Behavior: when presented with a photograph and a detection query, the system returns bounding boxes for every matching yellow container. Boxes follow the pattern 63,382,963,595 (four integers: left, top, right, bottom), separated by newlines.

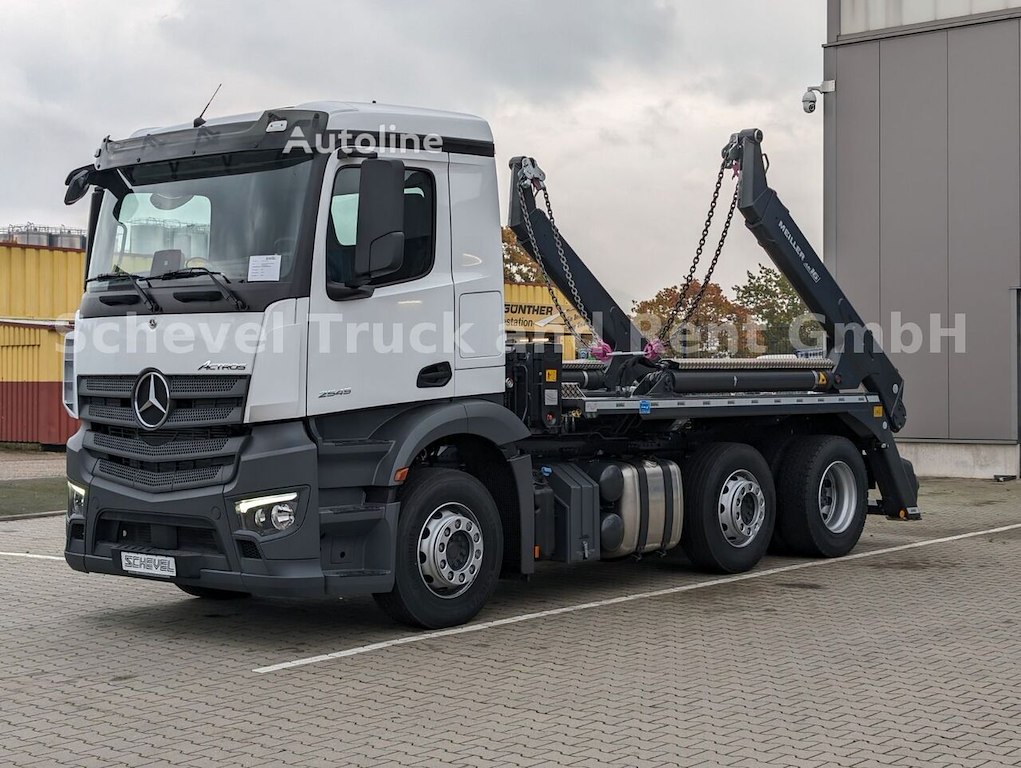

0,244,83,444
0,244,85,321
504,282,592,359
0,323,67,381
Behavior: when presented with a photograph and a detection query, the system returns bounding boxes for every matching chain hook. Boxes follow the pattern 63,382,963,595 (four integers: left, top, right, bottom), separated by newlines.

518,157,546,192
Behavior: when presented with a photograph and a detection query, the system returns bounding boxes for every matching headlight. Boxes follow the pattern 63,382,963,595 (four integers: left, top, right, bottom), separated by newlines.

234,492,299,535
67,480,87,518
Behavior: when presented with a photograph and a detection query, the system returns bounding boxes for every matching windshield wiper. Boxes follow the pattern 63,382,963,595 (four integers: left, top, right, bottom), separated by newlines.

86,271,161,313
150,267,248,311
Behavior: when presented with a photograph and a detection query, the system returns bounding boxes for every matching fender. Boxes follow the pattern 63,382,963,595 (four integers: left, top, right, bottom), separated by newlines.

311,398,534,575
369,399,536,576
310,398,530,490
368,399,530,487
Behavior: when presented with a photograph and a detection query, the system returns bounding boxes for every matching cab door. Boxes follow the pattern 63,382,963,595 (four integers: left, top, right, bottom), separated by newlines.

306,149,453,415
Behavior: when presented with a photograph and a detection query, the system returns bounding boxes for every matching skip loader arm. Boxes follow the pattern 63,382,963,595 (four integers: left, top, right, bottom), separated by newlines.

724,129,918,519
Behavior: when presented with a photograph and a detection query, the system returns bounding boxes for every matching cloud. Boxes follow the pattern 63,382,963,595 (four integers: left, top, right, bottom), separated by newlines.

1,0,825,306
156,0,680,107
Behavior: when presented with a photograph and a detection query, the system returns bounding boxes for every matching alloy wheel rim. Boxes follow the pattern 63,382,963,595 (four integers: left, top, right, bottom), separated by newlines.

418,503,484,599
818,460,857,534
718,469,766,548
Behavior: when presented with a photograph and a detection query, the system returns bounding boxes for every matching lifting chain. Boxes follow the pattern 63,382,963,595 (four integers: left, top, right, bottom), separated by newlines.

515,162,603,350
658,161,739,344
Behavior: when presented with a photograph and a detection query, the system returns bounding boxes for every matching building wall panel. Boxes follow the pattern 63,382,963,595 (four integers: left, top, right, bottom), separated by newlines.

833,42,882,325
879,30,950,439
946,19,1020,440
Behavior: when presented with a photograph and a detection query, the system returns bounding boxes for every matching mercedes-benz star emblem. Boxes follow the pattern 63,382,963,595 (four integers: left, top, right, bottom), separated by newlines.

132,371,171,430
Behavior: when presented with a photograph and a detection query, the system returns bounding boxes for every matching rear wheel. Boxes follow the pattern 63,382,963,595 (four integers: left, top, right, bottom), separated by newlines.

374,467,503,629
776,435,867,557
176,585,251,600
757,433,796,554
681,443,775,573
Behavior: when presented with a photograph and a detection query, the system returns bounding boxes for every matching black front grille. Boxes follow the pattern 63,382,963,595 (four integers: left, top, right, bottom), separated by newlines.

92,430,231,459
169,376,246,395
79,374,248,429
79,376,134,395
97,460,223,491
236,539,261,559
80,374,246,397
80,374,250,492
81,402,244,429
98,519,152,547
179,528,220,553
96,516,223,555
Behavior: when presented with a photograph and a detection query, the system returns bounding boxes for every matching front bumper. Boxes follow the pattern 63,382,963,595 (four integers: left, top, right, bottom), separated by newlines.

64,420,398,597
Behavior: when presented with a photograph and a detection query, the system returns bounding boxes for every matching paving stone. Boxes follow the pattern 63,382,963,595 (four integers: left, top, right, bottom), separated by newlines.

0,478,1019,766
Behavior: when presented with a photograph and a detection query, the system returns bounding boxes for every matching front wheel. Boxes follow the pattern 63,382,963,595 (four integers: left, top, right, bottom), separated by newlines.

374,468,503,629
681,443,776,573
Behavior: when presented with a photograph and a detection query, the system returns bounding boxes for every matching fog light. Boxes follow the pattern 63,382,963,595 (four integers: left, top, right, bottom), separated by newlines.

67,480,87,518
270,503,296,530
234,492,299,535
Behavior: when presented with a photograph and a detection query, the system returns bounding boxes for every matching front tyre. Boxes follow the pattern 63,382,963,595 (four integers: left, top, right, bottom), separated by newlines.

374,468,503,629
681,443,776,573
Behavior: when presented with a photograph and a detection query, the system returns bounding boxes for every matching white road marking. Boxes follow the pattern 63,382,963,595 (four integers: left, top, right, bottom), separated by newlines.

253,522,1021,674
0,551,64,561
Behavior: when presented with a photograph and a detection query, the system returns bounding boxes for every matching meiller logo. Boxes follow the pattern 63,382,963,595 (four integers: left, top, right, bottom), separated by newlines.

778,220,821,283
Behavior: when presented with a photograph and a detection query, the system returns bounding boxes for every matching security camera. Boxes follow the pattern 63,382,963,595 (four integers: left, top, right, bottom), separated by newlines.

801,81,834,115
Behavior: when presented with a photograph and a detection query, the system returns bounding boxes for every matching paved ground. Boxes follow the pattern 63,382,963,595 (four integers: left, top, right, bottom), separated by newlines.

0,477,66,517
0,449,66,481
0,449,67,517
1,477,1019,767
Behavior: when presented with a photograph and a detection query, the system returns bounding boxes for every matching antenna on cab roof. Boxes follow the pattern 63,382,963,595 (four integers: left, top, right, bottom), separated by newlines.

193,83,223,128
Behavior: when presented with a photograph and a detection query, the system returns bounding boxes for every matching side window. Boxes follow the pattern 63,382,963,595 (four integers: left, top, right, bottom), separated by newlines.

326,167,435,287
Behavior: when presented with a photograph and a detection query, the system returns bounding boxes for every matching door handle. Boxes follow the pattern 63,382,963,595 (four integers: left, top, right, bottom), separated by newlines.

417,362,452,388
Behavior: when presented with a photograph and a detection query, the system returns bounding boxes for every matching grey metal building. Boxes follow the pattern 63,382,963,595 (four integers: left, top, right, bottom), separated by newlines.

823,0,1021,477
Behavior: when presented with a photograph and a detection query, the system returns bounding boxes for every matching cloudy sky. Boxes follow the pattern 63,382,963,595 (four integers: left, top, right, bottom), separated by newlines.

1,0,826,306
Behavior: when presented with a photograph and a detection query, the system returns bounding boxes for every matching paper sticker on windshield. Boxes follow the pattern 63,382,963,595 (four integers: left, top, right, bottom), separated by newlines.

248,254,282,282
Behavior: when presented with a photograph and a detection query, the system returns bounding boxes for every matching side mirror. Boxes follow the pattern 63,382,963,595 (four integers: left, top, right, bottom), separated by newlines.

351,158,406,285
64,165,95,206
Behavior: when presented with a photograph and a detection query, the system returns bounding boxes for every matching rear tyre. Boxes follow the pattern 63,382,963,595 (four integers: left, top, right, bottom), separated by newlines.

374,467,503,629
756,433,796,554
776,435,867,558
681,443,776,573
176,585,251,600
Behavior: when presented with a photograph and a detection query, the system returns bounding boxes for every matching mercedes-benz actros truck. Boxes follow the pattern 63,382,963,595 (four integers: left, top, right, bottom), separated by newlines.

61,102,918,628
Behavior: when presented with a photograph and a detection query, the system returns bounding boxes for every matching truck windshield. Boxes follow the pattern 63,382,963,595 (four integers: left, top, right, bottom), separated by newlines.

88,151,313,289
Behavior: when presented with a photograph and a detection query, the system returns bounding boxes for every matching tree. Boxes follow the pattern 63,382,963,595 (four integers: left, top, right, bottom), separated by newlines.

632,281,753,357
502,227,540,283
734,265,823,353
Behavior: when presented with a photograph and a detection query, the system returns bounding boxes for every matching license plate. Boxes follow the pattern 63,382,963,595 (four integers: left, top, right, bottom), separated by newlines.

120,552,177,578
